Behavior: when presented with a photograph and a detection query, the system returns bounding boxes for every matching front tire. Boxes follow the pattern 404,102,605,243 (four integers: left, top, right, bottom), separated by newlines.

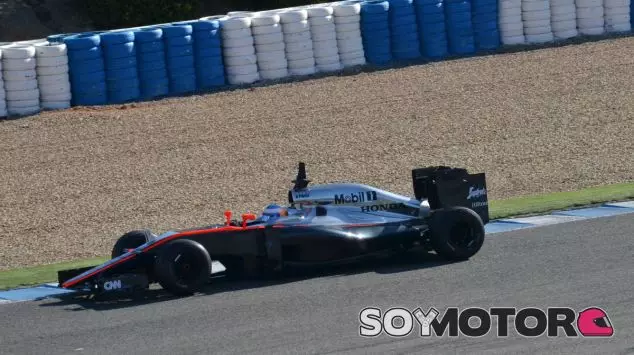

111,229,155,258
154,239,212,296
429,207,485,261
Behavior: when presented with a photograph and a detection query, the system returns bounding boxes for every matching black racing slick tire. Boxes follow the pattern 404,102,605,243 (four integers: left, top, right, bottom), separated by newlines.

429,207,485,261
154,239,212,296
111,229,155,258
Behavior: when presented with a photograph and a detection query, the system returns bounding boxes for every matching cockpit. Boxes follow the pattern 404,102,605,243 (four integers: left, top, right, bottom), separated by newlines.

258,204,305,222
223,203,309,228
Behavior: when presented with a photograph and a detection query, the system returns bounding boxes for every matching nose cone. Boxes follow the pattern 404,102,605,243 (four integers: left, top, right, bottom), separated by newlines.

577,307,614,337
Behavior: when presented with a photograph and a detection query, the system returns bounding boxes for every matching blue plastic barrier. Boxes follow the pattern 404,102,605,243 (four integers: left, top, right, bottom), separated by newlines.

361,0,393,64
101,31,141,103
161,24,197,95
471,0,500,50
63,33,108,106
631,0,634,29
444,0,475,55
414,0,449,59
190,19,226,89
388,0,422,59
134,27,169,99
25,0,633,110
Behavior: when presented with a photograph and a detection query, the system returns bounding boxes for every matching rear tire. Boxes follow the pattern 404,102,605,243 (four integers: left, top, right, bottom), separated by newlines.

154,239,212,296
429,207,485,261
111,229,155,258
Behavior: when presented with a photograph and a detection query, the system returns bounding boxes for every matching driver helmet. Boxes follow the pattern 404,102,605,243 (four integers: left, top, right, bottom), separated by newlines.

261,204,288,221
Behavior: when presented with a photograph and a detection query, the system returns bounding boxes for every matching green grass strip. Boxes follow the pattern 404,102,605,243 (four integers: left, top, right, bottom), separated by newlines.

1,181,632,291
0,257,107,291
489,182,634,220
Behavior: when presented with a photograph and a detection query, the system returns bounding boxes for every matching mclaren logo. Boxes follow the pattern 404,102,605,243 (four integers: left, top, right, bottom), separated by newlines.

467,186,487,200
335,191,378,204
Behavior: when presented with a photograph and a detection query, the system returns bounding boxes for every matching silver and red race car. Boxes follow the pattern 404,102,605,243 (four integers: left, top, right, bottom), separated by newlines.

59,163,489,297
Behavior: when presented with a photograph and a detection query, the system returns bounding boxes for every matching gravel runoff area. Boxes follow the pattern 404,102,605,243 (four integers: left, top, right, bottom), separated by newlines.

1,37,633,270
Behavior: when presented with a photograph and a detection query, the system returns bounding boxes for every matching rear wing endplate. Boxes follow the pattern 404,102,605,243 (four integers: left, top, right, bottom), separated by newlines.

412,166,489,223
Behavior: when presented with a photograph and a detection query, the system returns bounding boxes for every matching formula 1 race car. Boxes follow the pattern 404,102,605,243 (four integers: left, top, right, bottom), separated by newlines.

58,163,489,297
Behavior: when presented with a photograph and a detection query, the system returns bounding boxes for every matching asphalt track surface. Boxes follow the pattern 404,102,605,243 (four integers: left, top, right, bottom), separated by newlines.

1,215,632,355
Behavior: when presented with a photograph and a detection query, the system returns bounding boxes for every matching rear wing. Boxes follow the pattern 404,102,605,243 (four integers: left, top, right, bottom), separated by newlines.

412,166,489,223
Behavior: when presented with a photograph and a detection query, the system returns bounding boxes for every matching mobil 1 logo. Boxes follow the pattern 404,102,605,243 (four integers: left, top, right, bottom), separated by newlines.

334,191,378,204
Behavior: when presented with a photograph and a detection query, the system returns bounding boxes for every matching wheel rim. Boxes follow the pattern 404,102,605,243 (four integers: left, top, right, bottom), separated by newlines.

171,252,203,286
448,222,478,251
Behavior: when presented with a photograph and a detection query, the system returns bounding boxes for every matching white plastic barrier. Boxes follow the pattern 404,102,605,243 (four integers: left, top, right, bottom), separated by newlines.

550,0,579,39
307,5,343,72
227,11,252,16
522,0,555,43
332,1,365,67
0,49,6,117
500,0,527,44
604,0,631,32
6,0,634,113
34,42,72,110
576,0,605,35
221,14,261,84
280,9,317,76
0,44,41,116
15,39,48,46
252,11,289,80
